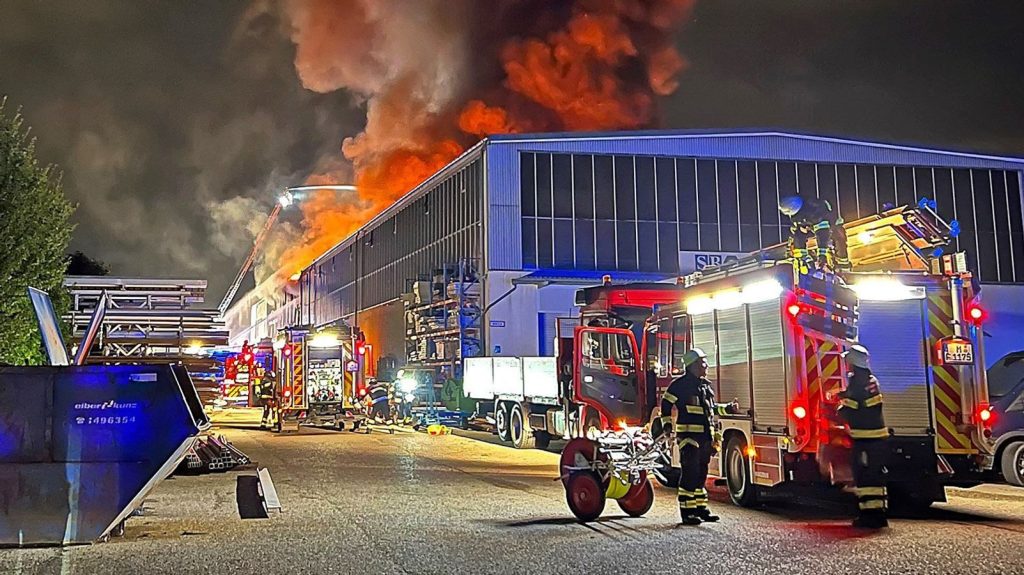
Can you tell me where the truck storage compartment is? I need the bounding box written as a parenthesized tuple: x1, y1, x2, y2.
(0, 364, 208, 546)
(750, 299, 787, 428)
(857, 298, 932, 435)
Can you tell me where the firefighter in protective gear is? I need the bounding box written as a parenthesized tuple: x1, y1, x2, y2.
(258, 372, 276, 430)
(367, 379, 391, 422)
(838, 344, 889, 529)
(779, 195, 850, 272)
(659, 348, 739, 525)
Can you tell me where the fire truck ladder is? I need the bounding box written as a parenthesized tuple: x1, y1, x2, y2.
(217, 184, 356, 317)
(218, 202, 284, 316)
(685, 200, 957, 285)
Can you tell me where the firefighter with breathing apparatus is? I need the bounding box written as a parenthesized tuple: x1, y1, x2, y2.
(838, 344, 890, 529)
(779, 195, 851, 272)
(657, 348, 740, 525)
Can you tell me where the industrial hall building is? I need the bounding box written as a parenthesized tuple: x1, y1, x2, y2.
(227, 130, 1024, 369)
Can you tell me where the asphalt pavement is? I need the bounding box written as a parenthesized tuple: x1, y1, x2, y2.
(3, 426, 1024, 575)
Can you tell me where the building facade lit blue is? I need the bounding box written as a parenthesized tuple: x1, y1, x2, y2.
(295, 130, 1024, 365)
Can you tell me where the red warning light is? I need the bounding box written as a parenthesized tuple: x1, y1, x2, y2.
(979, 406, 993, 425)
(787, 304, 802, 318)
(792, 405, 807, 420)
(282, 345, 292, 358)
(966, 304, 986, 325)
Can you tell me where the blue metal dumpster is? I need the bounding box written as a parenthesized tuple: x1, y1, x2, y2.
(0, 364, 209, 546)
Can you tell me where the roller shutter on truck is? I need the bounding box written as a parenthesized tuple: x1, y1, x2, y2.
(857, 299, 932, 436)
(749, 300, 787, 428)
(717, 307, 752, 410)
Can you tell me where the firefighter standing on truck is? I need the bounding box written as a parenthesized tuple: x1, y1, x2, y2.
(658, 348, 739, 525)
(779, 195, 851, 272)
(838, 344, 890, 529)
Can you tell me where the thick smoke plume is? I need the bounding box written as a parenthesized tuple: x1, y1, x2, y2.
(276, 0, 695, 277)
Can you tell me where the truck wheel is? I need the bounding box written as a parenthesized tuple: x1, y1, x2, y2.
(534, 431, 552, 450)
(566, 471, 605, 522)
(495, 402, 511, 442)
(510, 403, 537, 449)
(724, 435, 759, 508)
(617, 479, 654, 517)
(1002, 442, 1024, 487)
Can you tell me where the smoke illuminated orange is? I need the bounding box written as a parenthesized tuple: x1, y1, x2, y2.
(274, 0, 696, 281)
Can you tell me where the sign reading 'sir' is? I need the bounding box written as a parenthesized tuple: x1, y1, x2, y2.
(679, 250, 746, 274)
(695, 253, 740, 268)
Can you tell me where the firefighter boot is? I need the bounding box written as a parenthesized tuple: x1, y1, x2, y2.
(697, 509, 720, 523)
(852, 512, 889, 529)
(679, 513, 701, 526)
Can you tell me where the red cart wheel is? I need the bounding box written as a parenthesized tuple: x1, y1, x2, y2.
(566, 471, 606, 522)
(560, 437, 606, 487)
(617, 477, 654, 517)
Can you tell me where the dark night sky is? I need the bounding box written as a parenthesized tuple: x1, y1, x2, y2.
(1, 1, 1022, 300)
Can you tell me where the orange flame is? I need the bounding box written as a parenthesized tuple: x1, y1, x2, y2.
(274, 0, 696, 278)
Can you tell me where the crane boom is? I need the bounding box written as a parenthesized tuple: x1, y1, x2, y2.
(218, 203, 283, 316)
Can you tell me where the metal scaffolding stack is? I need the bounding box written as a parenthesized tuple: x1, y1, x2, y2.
(403, 260, 482, 378)
(64, 276, 229, 405)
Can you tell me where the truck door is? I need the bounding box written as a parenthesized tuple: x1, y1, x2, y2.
(574, 327, 644, 425)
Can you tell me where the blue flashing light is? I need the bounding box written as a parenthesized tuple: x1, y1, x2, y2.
(932, 247, 944, 258)
(918, 197, 930, 209)
(949, 219, 961, 238)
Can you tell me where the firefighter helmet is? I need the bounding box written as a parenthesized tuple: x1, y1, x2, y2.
(779, 196, 804, 217)
(682, 348, 708, 368)
(843, 344, 871, 370)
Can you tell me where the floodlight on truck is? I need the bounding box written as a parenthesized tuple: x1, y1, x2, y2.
(740, 279, 784, 304)
(686, 295, 714, 315)
(685, 279, 784, 314)
(849, 278, 924, 301)
(310, 332, 340, 348)
(713, 289, 743, 310)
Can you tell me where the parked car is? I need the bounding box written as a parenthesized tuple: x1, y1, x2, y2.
(988, 351, 1024, 486)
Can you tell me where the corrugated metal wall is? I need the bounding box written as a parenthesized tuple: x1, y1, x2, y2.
(487, 133, 1024, 284)
(300, 147, 485, 328)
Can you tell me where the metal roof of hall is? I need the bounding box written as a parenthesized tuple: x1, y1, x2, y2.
(306, 129, 1024, 269)
(485, 129, 1024, 170)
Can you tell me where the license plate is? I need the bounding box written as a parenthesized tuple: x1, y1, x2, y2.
(942, 339, 974, 365)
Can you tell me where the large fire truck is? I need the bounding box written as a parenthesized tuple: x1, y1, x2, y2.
(270, 326, 368, 432)
(465, 202, 995, 508)
(221, 341, 274, 407)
